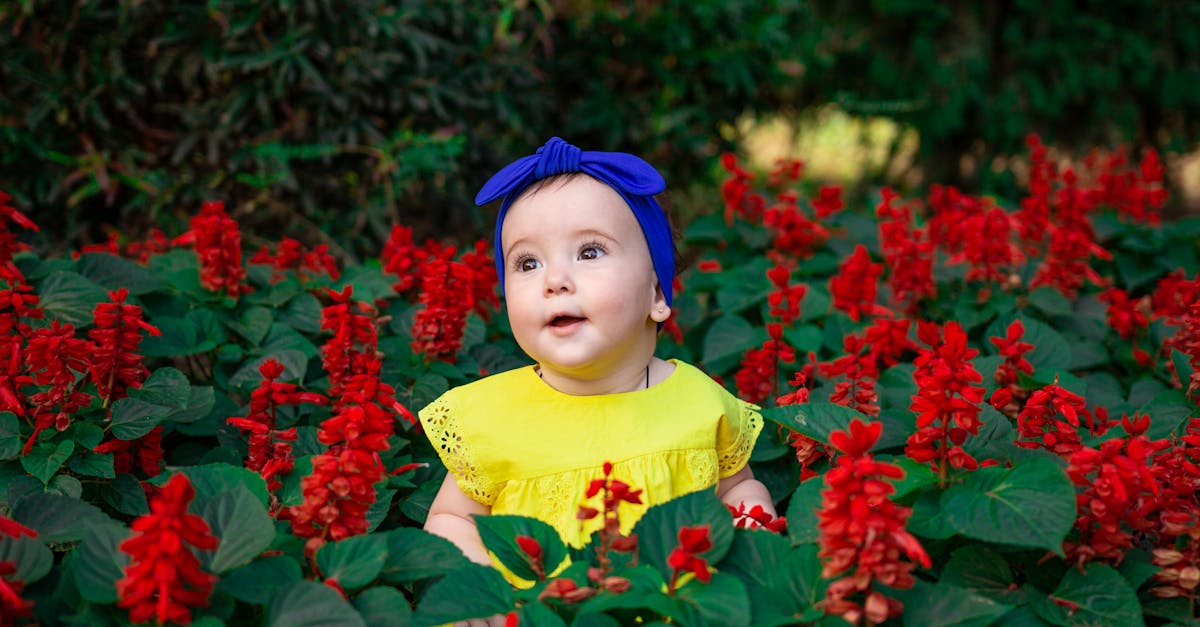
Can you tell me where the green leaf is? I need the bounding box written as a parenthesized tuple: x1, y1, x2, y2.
(316, 534, 389, 591)
(0, 412, 20, 460)
(877, 363, 918, 411)
(412, 562, 514, 626)
(1137, 391, 1193, 440)
(266, 580, 367, 627)
(632, 489, 735, 581)
(139, 315, 219, 357)
(13, 492, 112, 543)
(227, 306, 275, 345)
(168, 386, 217, 424)
(21, 439, 74, 484)
(101, 473, 149, 516)
(229, 350, 309, 389)
(909, 489, 957, 540)
(0, 535, 53, 584)
(703, 314, 759, 373)
(718, 531, 824, 626)
(476, 514, 569, 583)
(941, 457, 1075, 555)
(1118, 548, 1159, 590)
(280, 292, 324, 334)
(110, 397, 172, 440)
(354, 587, 413, 627)
(895, 580, 1014, 627)
(68, 449, 115, 478)
(74, 522, 131, 603)
(963, 404, 1020, 463)
(785, 479, 822, 545)
(173, 463, 270, 507)
(1034, 564, 1144, 627)
(380, 527, 470, 583)
(1028, 287, 1073, 318)
(334, 265, 397, 304)
(76, 252, 166, 295)
(940, 545, 1030, 605)
(194, 483, 276, 574)
(762, 402, 866, 447)
(217, 555, 303, 605)
(36, 270, 109, 326)
(259, 322, 320, 359)
(128, 367, 191, 410)
(675, 571, 751, 627)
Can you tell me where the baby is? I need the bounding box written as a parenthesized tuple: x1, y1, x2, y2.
(419, 137, 776, 574)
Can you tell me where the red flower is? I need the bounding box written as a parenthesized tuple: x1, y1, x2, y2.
(286, 364, 398, 545)
(1100, 287, 1150, 340)
(460, 239, 501, 320)
(728, 502, 787, 533)
(720, 153, 766, 225)
(227, 359, 327, 498)
(764, 196, 830, 260)
(734, 323, 796, 404)
(811, 185, 844, 218)
(1065, 435, 1168, 566)
(0, 516, 36, 540)
(249, 237, 339, 285)
(697, 259, 722, 273)
(410, 258, 475, 362)
(515, 535, 546, 579)
(117, 473, 219, 626)
(819, 334, 879, 417)
(0, 561, 34, 624)
(174, 200, 250, 300)
(381, 225, 425, 294)
(667, 525, 713, 591)
(125, 229, 170, 264)
(320, 286, 379, 394)
(22, 320, 94, 450)
(876, 189, 936, 314)
(948, 207, 1023, 301)
(904, 321, 986, 477)
(1015, 382, 1093, 455)
(0, 190, 38, 286)
(766, 263, 806, 326)
(768, 157, 803, 187)
(988, 320, 1035, 415)
(89, 288, 161, 405)
(819, 418, 929, 626)
(829, 245, 887, 322)
(95, 427, 165, 477)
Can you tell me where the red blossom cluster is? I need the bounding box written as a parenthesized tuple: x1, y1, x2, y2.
(1099, 287, 1153, 365)
(411, 257, 476, 362)
(719, 153, 766, 225)
(1065, 432, 1167, 566)
(667, 525, 714, 593)
(117, 473, 218, 626)
(95, 427, 165, 477)
(829, 245, 888, 322)
(1148, 414, 1200, 600)
(926, 184, 987, 256)
(77, 229, 171, 263)
(250, 237, 340, 284)
(819, 334, 879, 417)
(734, 323, 795, 404)
(818, 419, 930, 625)
(950, 207, 1023, 301)
(173, 201, 250, 300)
(88, 288, 161, 406)
(1086, 145, 1167, 226)
(767, 157, 804, 187)
(905, 321, 987, 477)
(319, 286, 380, 393)
(0, 515, 37, 623)
(763, 190, 830, 260)
(0, 191, 38, 285)
(766, 263, 806, 326)
(877, 188, 935, 313)
(728, 502, 787, 533)
(988, 320, 1035, 415)
(1015, 382, 1095, 455)
(811, 185, 845, 219)
(227, 359, 327, 499)
(23, 320, 93, 450)
(287, 365, 398, 546)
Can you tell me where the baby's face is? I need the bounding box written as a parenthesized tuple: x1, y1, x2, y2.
(500, 176, 669, 381)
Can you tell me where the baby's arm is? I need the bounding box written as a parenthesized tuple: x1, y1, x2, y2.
(716, 465, 777, 519)
(425, 473, 493, 566)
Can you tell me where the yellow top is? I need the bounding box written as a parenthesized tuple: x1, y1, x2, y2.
(418, 359, 763, 548)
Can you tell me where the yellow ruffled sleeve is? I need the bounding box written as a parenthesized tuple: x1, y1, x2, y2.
(418, 393, 500, 506)
(715, 400, 763, 478)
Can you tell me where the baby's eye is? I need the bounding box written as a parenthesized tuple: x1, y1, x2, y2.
(515, 257, 541, 272)
(579, 244, 606, 260)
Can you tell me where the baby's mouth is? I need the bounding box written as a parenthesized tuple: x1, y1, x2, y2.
(549, 315, 585, 327)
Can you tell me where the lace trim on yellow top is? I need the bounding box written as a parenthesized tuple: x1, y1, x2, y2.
(418, 394, 497, 505)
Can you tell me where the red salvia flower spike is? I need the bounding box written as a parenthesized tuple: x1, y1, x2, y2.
(116, 473, 219, 626)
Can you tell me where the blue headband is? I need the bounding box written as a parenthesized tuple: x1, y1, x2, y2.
(475, 137, 675, 307)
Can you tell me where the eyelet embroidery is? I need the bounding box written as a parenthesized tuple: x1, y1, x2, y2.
(421, 395, 496, 504)
(717, 402, 762, 476)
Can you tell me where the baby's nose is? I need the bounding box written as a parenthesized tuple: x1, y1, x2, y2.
(543, 265, 574, 295)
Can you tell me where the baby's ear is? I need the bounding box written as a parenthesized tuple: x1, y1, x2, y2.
(649, 282, 671, 323)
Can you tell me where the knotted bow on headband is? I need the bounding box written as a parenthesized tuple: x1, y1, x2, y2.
(475, 137, 675, 307)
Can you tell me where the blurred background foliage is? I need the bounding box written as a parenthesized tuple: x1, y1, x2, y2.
(2, 0, 1198, 258)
